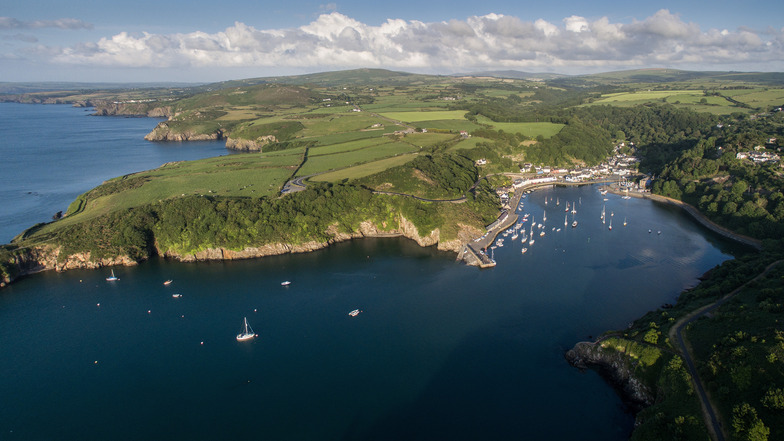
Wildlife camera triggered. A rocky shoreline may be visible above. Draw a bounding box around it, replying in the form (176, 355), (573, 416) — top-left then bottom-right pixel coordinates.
(565, 340), (655, 414)
(1, 217), (481, 289)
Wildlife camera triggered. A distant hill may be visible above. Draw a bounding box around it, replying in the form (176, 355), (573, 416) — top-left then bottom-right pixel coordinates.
(0, 82), (198, 95)
(202, 68), (443, 89)
(578, 68), (784, 85)
(451, 70), (567, 81)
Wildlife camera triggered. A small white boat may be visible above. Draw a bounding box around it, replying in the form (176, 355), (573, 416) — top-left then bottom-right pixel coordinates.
(348, 309), (360, 317)
(105, 270), (119, 282)
(539, 231), (545, 237)
(281, 281), (291, 286)
(521, 248), (528, 254)
(172, 293), (182, 298)
(572, 221), (578, 228)
(236, 317), (257, 341)
(163, 280), (173, 286)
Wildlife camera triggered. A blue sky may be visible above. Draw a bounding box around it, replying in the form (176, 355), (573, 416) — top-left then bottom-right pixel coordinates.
(2, 0), (783, 83)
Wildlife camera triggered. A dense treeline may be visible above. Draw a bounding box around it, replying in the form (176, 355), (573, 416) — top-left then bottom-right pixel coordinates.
(651, 112), (784, 243)
(460, 95), (722, 167)
(571, 104), (720, 172)
(614, 252), (784, 441)
(357, 152), (483, 199)
(408, 153), (478, 195)
(525, 117), (613, 165)
(22, 181), (498, 261)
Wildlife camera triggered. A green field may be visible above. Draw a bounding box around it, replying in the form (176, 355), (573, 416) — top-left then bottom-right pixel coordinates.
(448, 136), (491, 151)
(308, 137), (392, 156)
(297, 141), (418, 176)
(587, 89), (744, 114)
(313, 154), (419, 182)
(414, 119), (484, 132)
(724, 88), (784, 108)
(37, 152), (304, 234)
(399, 132), (457, 147)
(474, 115), (564, 138)
(378, 110), (469, 123)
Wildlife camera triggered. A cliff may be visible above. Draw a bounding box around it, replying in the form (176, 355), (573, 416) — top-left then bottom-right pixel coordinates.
(224, 135), (278, 151)
(144, 122), (224, 142)
(1, 245), (138, 288)
(565, 340), (655, 412)
(2, 217), (479, 288)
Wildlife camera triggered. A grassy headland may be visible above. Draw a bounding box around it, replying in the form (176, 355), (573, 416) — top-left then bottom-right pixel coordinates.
(3, 68), (784, 441)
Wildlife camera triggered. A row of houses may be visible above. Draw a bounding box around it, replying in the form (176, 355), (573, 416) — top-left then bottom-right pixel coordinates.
(736, 151), (781, 163)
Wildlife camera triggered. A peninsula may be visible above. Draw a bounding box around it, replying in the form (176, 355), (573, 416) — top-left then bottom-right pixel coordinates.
(2, 68), (784, 441)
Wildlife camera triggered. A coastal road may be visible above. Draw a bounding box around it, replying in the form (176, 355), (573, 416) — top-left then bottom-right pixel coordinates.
(669, 259), (782, 441)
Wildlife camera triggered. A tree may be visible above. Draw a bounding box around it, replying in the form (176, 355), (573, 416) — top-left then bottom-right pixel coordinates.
(732, 403), (770, 441)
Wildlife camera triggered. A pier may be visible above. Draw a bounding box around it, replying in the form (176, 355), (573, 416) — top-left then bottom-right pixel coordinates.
(460, 186), (525, 268)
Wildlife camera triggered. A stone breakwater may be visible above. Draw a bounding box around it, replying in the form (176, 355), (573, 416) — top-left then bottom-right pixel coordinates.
(565, 340), (654, 413)
(2, 218), (483, 288)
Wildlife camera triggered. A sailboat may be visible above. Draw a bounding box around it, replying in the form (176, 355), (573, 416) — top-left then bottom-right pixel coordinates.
(609, 218), (613, 230)
(529, 216), (535, 245)
(565, 201), (569, 212)
(105, 270), (119, 282)
(571, 202), (577, 214)
(543, 210), (546, 222)
(623, 217), (627, 227)
(564, 214), (568, 227)
(236, 317), (258, 341)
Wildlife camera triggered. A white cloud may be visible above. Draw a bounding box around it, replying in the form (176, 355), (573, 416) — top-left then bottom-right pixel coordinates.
(28, 10), (784, 73)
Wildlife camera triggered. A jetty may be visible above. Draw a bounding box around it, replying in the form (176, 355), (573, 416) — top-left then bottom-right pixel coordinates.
(461, 187), (525, 268)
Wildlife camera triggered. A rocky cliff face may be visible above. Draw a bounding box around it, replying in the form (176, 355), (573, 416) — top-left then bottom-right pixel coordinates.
(565, 341), (654, 411)
(3, 217), (482, 288)
(1, 245), (138, 288)
(225, 135), (278, 151)
(161, 216), (455, 262)
(90, 102), (173, 118)
(144, 122), (224, 142)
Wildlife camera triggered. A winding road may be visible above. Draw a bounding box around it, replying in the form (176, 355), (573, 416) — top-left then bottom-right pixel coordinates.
(668, 259), (782, 441)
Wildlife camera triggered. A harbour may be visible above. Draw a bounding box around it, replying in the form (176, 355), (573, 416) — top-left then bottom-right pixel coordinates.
(0, 104), (747, 440)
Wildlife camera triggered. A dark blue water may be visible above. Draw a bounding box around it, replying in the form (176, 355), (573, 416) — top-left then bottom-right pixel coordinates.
(0, 103), (232, 242)
(0, 104), (742, 440)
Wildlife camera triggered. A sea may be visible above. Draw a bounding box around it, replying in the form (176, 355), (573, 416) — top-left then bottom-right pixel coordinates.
(0, 103), (745, 440)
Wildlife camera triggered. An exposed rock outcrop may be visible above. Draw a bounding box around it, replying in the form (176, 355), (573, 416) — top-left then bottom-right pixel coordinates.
(1, 245), (138, 288)
(565, 341), (654, 412)
(144, 122), (224, 142)
(225, 135), (277, 151)
(2, 217), (484, 289)
(90, 102), (173, 118)
(161, 216), (451, 262)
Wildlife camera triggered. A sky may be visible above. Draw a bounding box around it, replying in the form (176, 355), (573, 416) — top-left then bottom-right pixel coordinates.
(1, 0), (783, 83)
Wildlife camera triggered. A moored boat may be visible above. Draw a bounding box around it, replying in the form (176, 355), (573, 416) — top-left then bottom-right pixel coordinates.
(106, 270), (119, 282)
(236, 317), (257, 341)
